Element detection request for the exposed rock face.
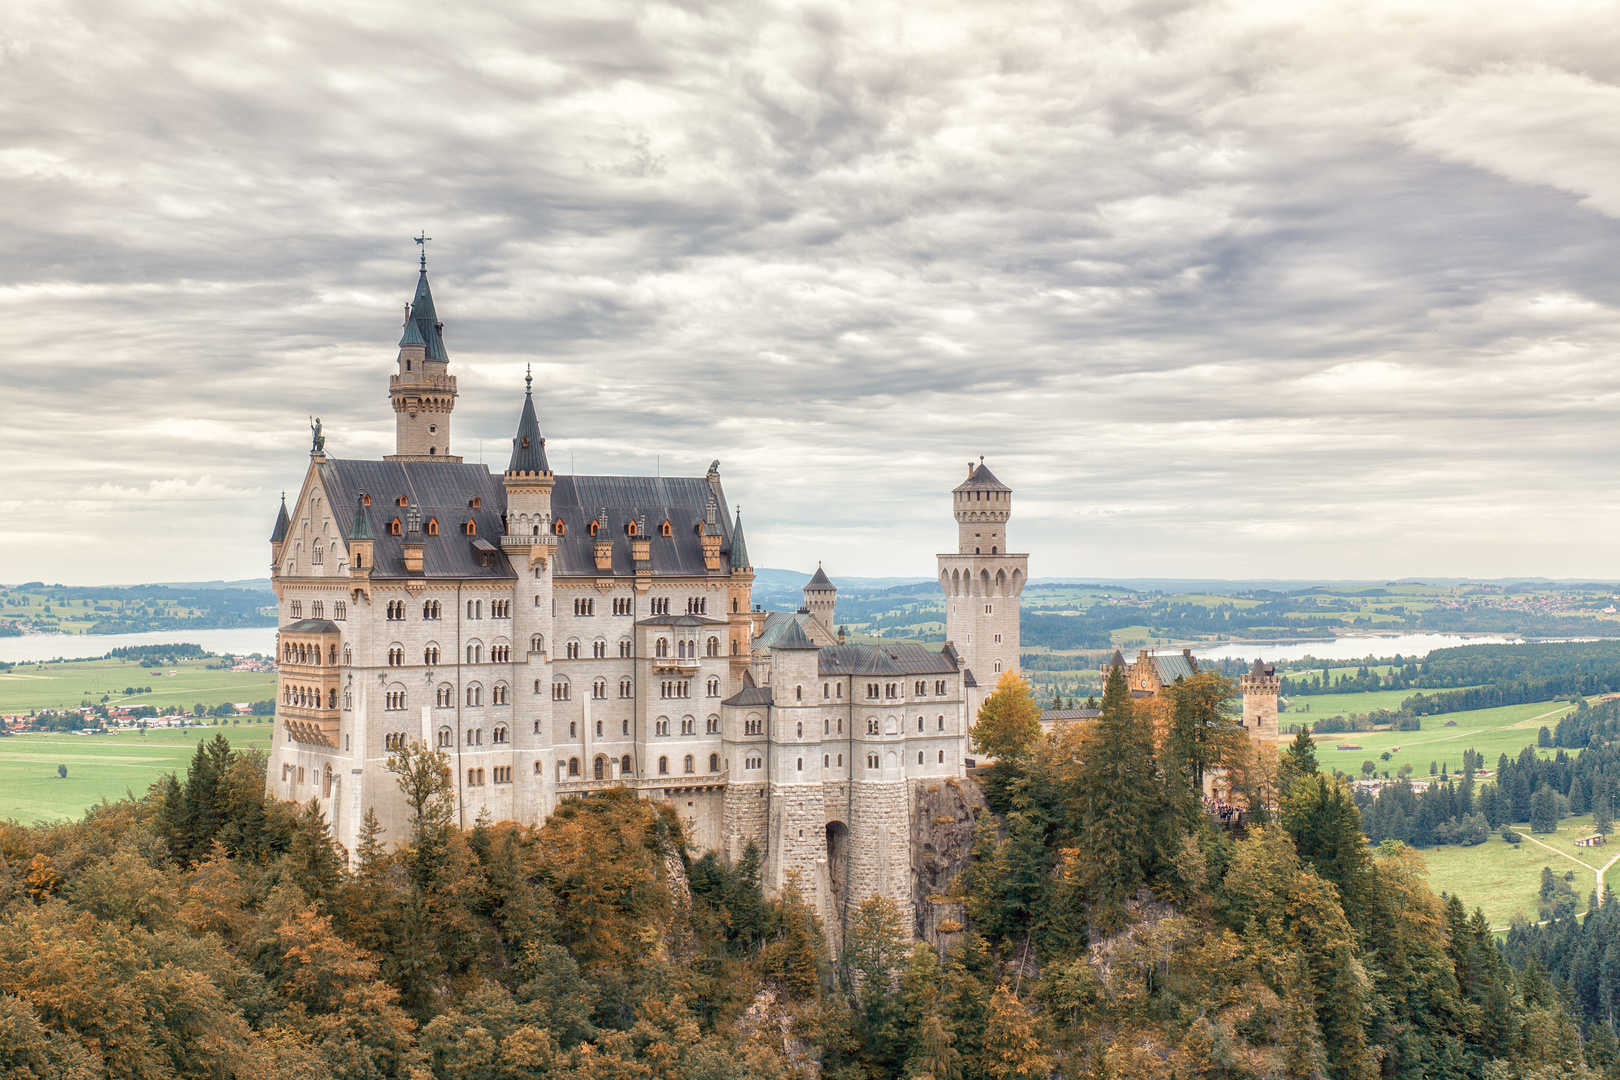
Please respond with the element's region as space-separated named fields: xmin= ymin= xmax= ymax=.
xmin=910 ymin=776 xmax=990 ymax=947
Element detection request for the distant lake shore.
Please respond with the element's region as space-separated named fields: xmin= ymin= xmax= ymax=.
xmin=0 ymin=627 xmax=279 ymax=664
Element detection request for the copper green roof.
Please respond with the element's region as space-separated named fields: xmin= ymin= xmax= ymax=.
xmin=728 ymin=508 xmax=751 ymax=570
xmin=401 ymin=270 xmax=448 ymax=361
xmin=347 ymin=493 xmax=375 ymax=541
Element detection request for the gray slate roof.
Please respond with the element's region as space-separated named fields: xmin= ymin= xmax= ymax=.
xmin=771 ymin=620 xmax=819 ymax=651
xmin=723 ymin=671 xmax=775 ymax=707
xmin=507 ymin=376 xmax=550 ymax=474
xmin=1041 ymin=708 xmax=1101 ymax=722
xmin=270 ymin=495 xmax=291 ymax=543
xmin=953 ymin=460 xmax=1010 ymax=492
xmin=1149 ymin=652 xmax=1198 ymax=684
xmin=281 ymin=618 xmax=340 ymax=634
xmin=807 ymin=565 xmax=834 ymax=589
xmin=550 ymin=474 xmax=735 ymax=578
xmin=817 ymin=642 xmax=959 ymax=676
xmin=322 ymin=458 xmax=513 ymax=580
xmin=637 ymin=613 xmax=728 ymax=627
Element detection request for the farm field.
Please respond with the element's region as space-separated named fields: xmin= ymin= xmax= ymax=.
xmin=1284 ymin=686 xmax=1442 ymax=718
xmin=0 ymin=725 xmax=274 ymax=824
xmin=1312 ymin=697 xmax=1581 ymax=779
xmin=1420 ymin=812 xmax=1620 ymax=929
xmin=0 ymin=657 xmax=276 ymax=713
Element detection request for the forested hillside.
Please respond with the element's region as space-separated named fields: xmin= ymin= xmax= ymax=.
xmin=2 ymin=672 xmax=1616 ymax=1078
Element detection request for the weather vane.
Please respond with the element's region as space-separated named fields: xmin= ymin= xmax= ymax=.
xmin=414 ymin=230 xmax=431 ymax=270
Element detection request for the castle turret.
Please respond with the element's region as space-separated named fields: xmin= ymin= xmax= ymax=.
xmin=803 ymin=564 xmax=836 ymax=640
xmin=386 ymin=251 xmax=460 ymax=462
xmin=503 ymin=367 xmax=557 ymax=662
xmin=1241 ymin=658 xmax=1281 ymax=747
xmin=270 ymin=493 xmax=291 ymax=576
xmin=938 ymin=458 xmax=1028 ymax=722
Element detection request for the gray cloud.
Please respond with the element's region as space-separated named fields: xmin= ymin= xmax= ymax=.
xmin=4 ymin=0 xmax=1620 ymax=584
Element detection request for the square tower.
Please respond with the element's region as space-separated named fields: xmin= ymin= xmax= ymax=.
xmin=937 ymin=459 xmax=1027 ymax=725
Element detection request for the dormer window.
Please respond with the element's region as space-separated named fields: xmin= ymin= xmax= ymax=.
xmin=389 ymin=518 xmax=402 ymax=536
xmin=426 ymin=518 xmax=439 ymax=536
xmin=660 ymin=520 xmax=672 ymax=537
xmin=463 ymin=519 xmax=476 ymax=536
xmin=554 ymin=518 xmax=566 ymax=537
xmin=521 ymin=437 xmax=531 ymax=449
xmin=589 ymin=520 xmax=599 ymax=536
xmin=625 ymin=520 xmax=637 ymax=537
xmin=361 ymin=494 xmax=372 ymax=506
xmin=469 ymin=497 xmax=482 ymax=509
xmin=396 ymin=496 xmax=408 ymax=507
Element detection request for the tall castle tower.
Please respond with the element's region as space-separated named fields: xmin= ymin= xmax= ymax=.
xmin=386 ymin=251 xmax=460 ymax=462
xmin=938 ymin=459 xmax=1028 ymax=725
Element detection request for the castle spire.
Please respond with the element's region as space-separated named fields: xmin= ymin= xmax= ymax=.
xmin=728 ymin=507 xmax=751 ymax=570
xmin=270 ymin=492 xmax=290 ymax=543
xmin=507 ymin=369 xmax=550 ymax=474
xmin=387 ymin=250 xmax=459 ymax=462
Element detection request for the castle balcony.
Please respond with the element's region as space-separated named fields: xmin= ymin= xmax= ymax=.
xmin=500 ymin=534 xmax=558 ymax=551
xmin=653 ymin=658 xmax=700 ymax=674
xmin=555 ymin=773 xmax=728 ymax=796
xmin=388 ymin=373 xmax=457 ymax=394
xmin=279 ymin=705 xmax=339 ymax=748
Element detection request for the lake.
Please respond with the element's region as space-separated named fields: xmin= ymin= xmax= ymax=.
xmin=0 ymin=627 xmax=279 ymax=664
xmin=1191 ymin=633 xmax=1523 ymax=664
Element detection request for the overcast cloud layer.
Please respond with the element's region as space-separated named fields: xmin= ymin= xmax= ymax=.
xmin=5 ymin=0 xmax=1620 ymax=585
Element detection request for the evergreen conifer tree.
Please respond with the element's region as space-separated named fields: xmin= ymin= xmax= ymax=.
xmin=1531 ymin=784 xmax=1559 ymax=834
xmin=908 ymin=1009 xmax=962 ymax=1080
xmin=981 ymin=985 xmax=1051 ymax=1080
xmin=1071 ymin=664 xmax=1171 ymax=933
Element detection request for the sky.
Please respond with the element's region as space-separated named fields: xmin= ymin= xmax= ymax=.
xmin=4 ymin=0 xmax=1620 ymax=586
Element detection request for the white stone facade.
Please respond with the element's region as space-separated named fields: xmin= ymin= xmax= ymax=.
xmin=264 ymin=264 xmax=1015 ymax=939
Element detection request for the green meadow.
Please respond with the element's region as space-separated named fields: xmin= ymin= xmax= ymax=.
xmin=1309 ymin=697 xmax=1579 ymax=779
xmin=0 ymin=725 xmax=275 ymax=824
xmin=0 ymin=657 xmax=276 ymax=714
xmin=1420 ymin=812 xmax=1620 ymax=929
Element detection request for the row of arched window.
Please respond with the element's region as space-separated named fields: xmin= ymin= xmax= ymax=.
xmin=282 ymin=641 xmax=338 ymax=666
xmin=283 ymin=684 xmax=337 ymax=710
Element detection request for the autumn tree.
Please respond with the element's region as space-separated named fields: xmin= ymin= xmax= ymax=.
xmin=972 ymin=671 xmax=1044 ymax=764
xmin=1162 ymin=669 xmax=1247 ymax=800
xmin=980 ymin=985 xmax=1051 ymax=1080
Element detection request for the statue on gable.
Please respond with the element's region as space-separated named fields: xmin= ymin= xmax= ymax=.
xmin=310 ymin=416 xmax=325 ymax=454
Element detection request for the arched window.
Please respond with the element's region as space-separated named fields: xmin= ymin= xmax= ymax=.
xmin=824 ymin=754 xmax=830 ymax=768
xmin=683 ymin=754 xmax=694 ymax=774
xmin=796 ymin=721 xmax=803 ymax=737
xmin=568 ymin=758 xmax=580 ymax=776
xmin=660 ymin=519 xmax=672 ymax=537
xmin=938 ymin=715 xmax=945 ymax=730
xmin=710 ymin=753 xmax=720 ymax=772
xmin=620 ymin=677 xmax=633 ymax=698
xmin=797 ymin=757 xmax=804 ymax=771
xmin=621 ymin=754 xmax=633 ymax=774
xmin=493 ymin=682 xmax=509 ymax=704
xmin=594 ymin=755 xmax=606 ymax=780
xmin=553 ymin=518 xmax=566 ymax=536
xmin=438 ymin=726 xmax=453 ymax=748
xmin=464 ymin=519 xmax=477 ymax=536
xmin=658 ymin=756 xmax=669 ymax=775
xmin=655 ymin=638 xmax=669 ymax=658
xmin=919 ymin=751 xmax=925 ymax=765
xmin=388 ymin=517 xmax=401 ymax=536
xmin=707 ymin=677 xmax=719 ymax=697
xmin=335 ymin=600 xmax=346 ymax=619
xmin=706 ymin=636 xmax=720 ymax=657
xmin=426 ymin=518 xmax=439 ymax=536
xmin=423 ymin=644 xmax=440 ymax=665
xmin=593 ymin=678 xmax=607 ymax=699
xmin=535 ymin=760 xmax=544 ymax=774
xmin=938 ymin=750 xmax=945 ymax=763
xmin=531 ymin=634 xmax=544 ymax=653
xmin=493 ymin=725 xmax=508 ymax=743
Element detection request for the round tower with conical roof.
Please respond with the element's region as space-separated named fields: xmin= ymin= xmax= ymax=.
xmin=803 ymin=564 xmax=837 ymax=639
xmin=387 ymin=252 xmax=461 ymax=462
xmin=938 ymin=458 xmax=1028 ymax=725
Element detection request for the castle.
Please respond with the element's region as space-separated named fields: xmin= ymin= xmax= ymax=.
xmin=265 ymin=258 xmax=1027 ymax=934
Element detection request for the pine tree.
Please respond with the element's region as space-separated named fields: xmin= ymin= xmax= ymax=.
xmin=353 ymin=807 xmax=387 ymax=873
xmin=1597 ymin=786 xmax=1615 ymax=836
xmin=1164 ymin=669 xmax=1244 ymax=799
xmin=1283 ymin=725 xmax=1319 ymax=780
xmin=1069 ymin=664 xmax=1170 ymax=933
xmin=286 ymin=797 xmax=344 ymax=907
xmin=1531 ymin=784 xmax=1558 ymax=834
xmin=1277 ymin=953 xmax=1327 ymax=1080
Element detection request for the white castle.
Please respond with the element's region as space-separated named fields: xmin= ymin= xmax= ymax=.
xmin=265 ymin=259 xmax=1028 ymax=931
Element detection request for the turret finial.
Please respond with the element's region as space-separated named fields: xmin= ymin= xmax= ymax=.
xmin=525 ymin=364 xmax=532 ymax=396
xmin=414 ymin=230 xmax=431 ymax=271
